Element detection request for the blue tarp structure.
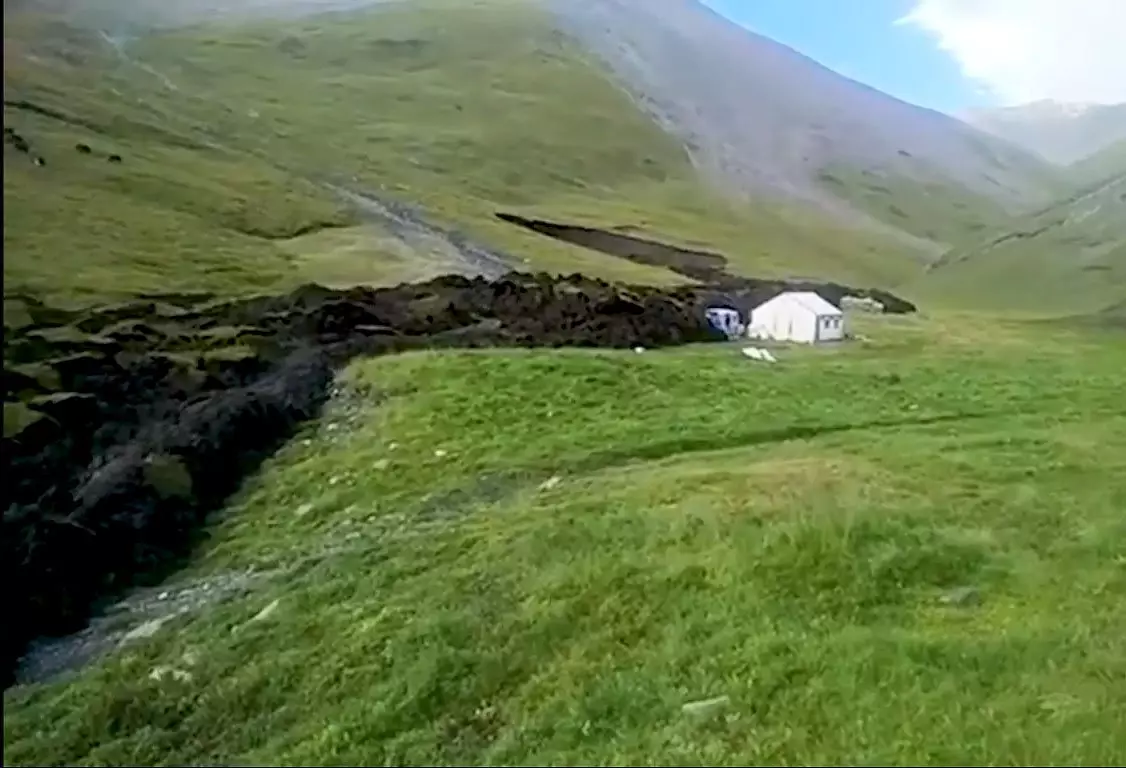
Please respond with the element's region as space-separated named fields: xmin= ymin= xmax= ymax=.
xmin=705 ymin=306 xmax=744 ymax=339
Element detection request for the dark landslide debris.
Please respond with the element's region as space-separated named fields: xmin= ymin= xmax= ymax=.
xmin=2 ymin=270 xmax=915 ymax=687
xmin=497 ymin=212 xmax=729 ymax=281
xmin=495 ymin=212 xmax=916 ymax=313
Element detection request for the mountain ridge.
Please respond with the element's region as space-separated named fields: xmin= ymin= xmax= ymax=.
xmin=964 ymin=100 xmax=1126 ymax=165
xmin=4 ymin=0 xmax=1121 ymax=313
xmin=4 ymin=5 xmax=1126 ymax=763
xmin=4 ymin=0 xmax=931 ymax=309
xmin=917 ymin=170 xmax=1126 ymax=313
xmin=548 ymin=0 xmax=1074 ymax=253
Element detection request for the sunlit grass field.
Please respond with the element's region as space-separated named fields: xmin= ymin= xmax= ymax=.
xmin=6 ymin=313 xmax=1124 ymax=766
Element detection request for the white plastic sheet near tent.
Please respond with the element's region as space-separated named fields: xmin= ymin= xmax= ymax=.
xmin=741 ymin=346 xmax=777 ymax=363
xmin=747 ymin=291 xmax=844 ymax=344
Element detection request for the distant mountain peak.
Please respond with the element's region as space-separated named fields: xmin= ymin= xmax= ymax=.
xmin=549 ymin=0 xmax=1061 ymax=251
xmin=962 ymin=99 xmax=1106 ymax=120
xmin=963 ymin=100 xmax=1126 ymax=165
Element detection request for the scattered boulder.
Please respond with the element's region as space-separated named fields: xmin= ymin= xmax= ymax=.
xmin=107 ymin=154 xmax=123 ymax=164
xmin=75 ymin=143 xmax=92 ymax=154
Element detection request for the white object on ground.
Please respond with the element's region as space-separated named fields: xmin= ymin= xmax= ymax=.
xmin=250 ymin=599 xmax=281 ymax=623
xmin=741 ymin=346 xmax=778 ymax=363
xmin=149 ymin=665 xmax=193 ymax=683
xmin=119 ymin=617 xmax=171 ymax=645
xmin=682 ymin=695 xmax=731 ymax=717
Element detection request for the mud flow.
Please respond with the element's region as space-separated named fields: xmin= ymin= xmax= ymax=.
xmin=2 ymin=270 xmax=914 ymax=686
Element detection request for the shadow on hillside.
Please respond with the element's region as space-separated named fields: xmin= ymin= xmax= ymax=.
xmin=574 ymin=410 xmax=1005 ymax=474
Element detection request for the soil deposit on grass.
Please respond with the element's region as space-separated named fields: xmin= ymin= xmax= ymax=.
xmin=496 ymin=212 xmax=917 ymax=313
xmin=2 ymin=270 xmax=915 ymax=686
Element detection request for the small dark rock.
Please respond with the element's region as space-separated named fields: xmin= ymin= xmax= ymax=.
xmin=29 ymin=392 xmax=101 ymax=432
xmin=3 ymin=401 xmax=51 ymax=440
xmin=143 ymin=454 xmax=194 ymax=500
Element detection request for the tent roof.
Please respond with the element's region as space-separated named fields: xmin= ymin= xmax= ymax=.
xmin=757 ymin=291 xmax=842 ymax=316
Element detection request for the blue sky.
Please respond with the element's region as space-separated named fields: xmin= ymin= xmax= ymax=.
xmin=701 ymin=0 xmax=994 ymax=114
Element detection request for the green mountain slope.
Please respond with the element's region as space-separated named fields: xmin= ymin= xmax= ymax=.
xmin=963 ymin=100 xmax=1126 ymax=166
xmin=816 ymin=163 xmax=1035 ymax=248
xmin=551 ymin=0 xmax=1070 ymax=256
xmin=5 ymin=3 xmax=1126 ymax=764
xmin=914 ymin=172 xmax=1126 ymax=314
xmin=4 ymin=0 xmax=924 ymax=309
xmin=1068 ymin=139 xmax=1126 ymax=187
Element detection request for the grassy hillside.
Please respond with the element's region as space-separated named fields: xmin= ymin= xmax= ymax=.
xmin=1068 ymin=139 xmax=1126 ymax=187
xmin=2 ymin=11 xmax=361 ymax=305
xmin=963 ymin=101 xmax=1126 ymax=166
xmin=551 ymin=0 xmax=1068 ymax=252
xmin=5 ymin=312 xmax=1125 ymax=765
xmin=912 ymin=173 xmax=1126 ymax=314
xmin=5 ymin=4 xmax=1125 ymax=764
xmin=4 ymin=0 xmax=924 ymax=309
xmin=817 ymin=165 xmax=1020 ymax=248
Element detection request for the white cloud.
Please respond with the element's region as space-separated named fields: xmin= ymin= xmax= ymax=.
xmin=898 ymin=0 xmax=1126 ymax=105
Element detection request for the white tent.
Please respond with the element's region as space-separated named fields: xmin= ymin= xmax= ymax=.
xmin=747 ymin=291 xmax=844 ymax=344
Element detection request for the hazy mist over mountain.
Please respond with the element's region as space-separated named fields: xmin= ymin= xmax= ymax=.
xmin=963 ymin=100 xmax=1126 ymax=165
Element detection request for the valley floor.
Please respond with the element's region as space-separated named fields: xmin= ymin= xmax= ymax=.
xmin=4 ymin=312 xmax=1125 ymax=766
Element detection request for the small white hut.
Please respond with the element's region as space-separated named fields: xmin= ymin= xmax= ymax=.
xmin=747 ymin=291 xmax=844 ymax=344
